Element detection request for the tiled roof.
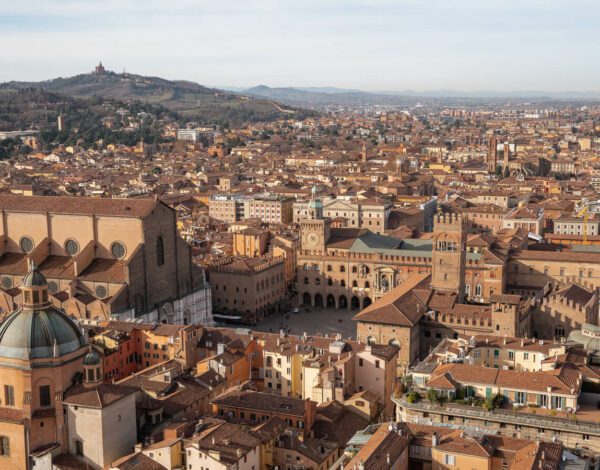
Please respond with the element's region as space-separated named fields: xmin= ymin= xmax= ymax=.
xmin=63 ymin=383 xmax=137 ymax=409
xmin=353 ymin=274 xmax=432 ymax=327
xmin=211 ymin=387 xmax=311 ymax=417
xmin=0 ymin=194 xmax=158 ymax=218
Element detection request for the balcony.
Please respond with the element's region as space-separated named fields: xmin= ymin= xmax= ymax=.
xmin=393 ymin=395 xmax=600 ymax=436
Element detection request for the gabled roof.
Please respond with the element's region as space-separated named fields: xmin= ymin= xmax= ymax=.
xmin=353 ymin=274 xmax=432 ymax=327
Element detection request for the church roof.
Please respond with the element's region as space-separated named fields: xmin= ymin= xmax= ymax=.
xmin=353 ymin=274 xmax=432 ymax=327
xmin=0 ymin=194 xmax=158 ymax=218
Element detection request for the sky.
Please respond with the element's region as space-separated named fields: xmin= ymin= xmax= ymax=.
xmin=1 ymin=0 xmax=599 ymax=92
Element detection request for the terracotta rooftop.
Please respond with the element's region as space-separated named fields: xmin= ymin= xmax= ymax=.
xmin=0 ymin=194 xmax=159 ymax=218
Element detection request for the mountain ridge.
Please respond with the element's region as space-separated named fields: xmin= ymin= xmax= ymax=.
xmin=1 ymin=71 xmax=312 ymax=126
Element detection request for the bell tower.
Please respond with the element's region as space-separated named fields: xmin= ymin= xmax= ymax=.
xmin=431 ymin=212 xmax=466 ymax=302
xmin=300 ymin=186 xmax=331 ymax=252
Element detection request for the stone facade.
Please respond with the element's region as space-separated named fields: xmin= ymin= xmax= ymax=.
xmin=0 ymin=195 xmax=212 ymax=326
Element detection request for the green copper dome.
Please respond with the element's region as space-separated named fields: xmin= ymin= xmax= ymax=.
xmin=0 ymin=307 xmax=86 ymax=360
xmin=83 ymin=349 xmax=101 ymax=366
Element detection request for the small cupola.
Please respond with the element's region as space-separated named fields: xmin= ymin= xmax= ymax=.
xmin=21 ymin=260 xmax=51 ymax=309
xmin=82 ymin=348 xmax=103 ymax=388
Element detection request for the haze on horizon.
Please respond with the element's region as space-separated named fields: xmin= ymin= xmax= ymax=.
xmin=1 ymin=0 xmax=599 ymax=94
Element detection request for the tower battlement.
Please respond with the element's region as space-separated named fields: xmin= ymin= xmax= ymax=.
xmin=434 ymin=212 xmax=464 ymax=229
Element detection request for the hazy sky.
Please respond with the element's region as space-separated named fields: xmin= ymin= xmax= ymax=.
xmin=1 ymin=0 xmax=599 ymax=91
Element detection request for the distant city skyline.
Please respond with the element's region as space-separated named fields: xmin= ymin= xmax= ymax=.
xmin=1 ymin=0 xmax=599 ymax=93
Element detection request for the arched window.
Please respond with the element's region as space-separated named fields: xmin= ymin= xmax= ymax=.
xmin=367 ymin=336 xmax=376 ymax=345
xmin=340 ymin=280 xmax=346 ymax=287
xmin=465 ymin=284 xmax=471 ymax=296
xmin=352 ymin=280 xmax=358 ymax=288
xmin=304 ymin=277 xmax=309 ymax=285
xmin=352 ymin=266 xmax=358 ymax=273
xmin=327 ymin=278 xmax=333 ymax=286
xmin=327 ymin=265 xmax=333 ymax=272
xmin=475 ymin=284 xmax=482 ymax=297
xmin=364 ymin=281 xmax=370 ymax=288
xmin=315 ymin=278 xmax=321 ymax=286
xmin=340 ymin=266 xmax=346 ymax=273
xmin=156 ymin=237 xmax=165 ymax=266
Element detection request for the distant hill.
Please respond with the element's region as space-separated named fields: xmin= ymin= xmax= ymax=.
xmin=0 ymin=86 xmax=178 ymax=152
xmin=242 ymin=85 xmax=600 ymax=107
xmin=3 ymin=71 xmax=313 ymax=126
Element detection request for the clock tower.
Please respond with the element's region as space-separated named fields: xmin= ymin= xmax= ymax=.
xmin=300 ymin=186 xmax=331 ymax=252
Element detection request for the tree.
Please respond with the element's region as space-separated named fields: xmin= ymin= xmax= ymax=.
xmin=483 ymin=398 xmax=495 ymax=411
xmin=406 ymin=391 xmax=420 ymax=404
xmin=427 ymin=388 xmax=437 ymax=403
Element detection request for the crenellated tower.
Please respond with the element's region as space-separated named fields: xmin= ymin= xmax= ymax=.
xmin=431 ymin=212 xmax=467 ymax=301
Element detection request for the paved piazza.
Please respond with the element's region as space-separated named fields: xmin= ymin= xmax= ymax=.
xmin=253 ymin=306 xmax=358 ymax=339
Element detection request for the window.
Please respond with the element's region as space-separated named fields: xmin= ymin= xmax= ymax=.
xmin=48 ymin=281 xmax=59 ymax=294
xmin=156 ymin=236 xmax=165 ymax=266
xmin=65 ymin=239 xmax=79 ymax=256
xmin=39 ymin=385 xmax=51 ymax=407
xmin=524 ymin=353 xmax=529 ymax=360
xmin=340 ymin=266 xmax=346 ymax=273
xmin=358 ymin=358 xmax=363 ymax=367
xmin=4 ymin=385 xmax=14 ymax=407
xmin=111 ymin=242 xmax=126 ymax=259
xmin=0 ymin=436 xmax=9 ymax=456
xmin=75 ymin=439 xmax=83 ymax=456
xmin=443 ymin=454 xmax=455 ymax=465
xmin=19 ymin=236 xmax=34 ymax=253
xmin=95 ymin=285 xmax=107 ymax=299
xmin=375 ymin=360 xmax=380 ymax=368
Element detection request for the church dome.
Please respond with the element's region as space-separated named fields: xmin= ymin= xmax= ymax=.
xmin=0 ymin=307 xmax=86 ymax=360
xmin=0 ymin=261 xmax=86 ymax=361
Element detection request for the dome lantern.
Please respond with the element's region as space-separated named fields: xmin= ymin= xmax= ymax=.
xmin=21 ymin=260 xmax=51 ymax=309
xmin=83 ymin=348 xmax=103 ymax=388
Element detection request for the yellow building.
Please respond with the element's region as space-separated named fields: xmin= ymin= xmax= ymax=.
xmin=0 ymin=263 xmax=88 ymax=469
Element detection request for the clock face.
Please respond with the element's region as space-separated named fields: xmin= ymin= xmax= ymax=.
xmin=306 ymin=232 xmax=320 ymax=247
